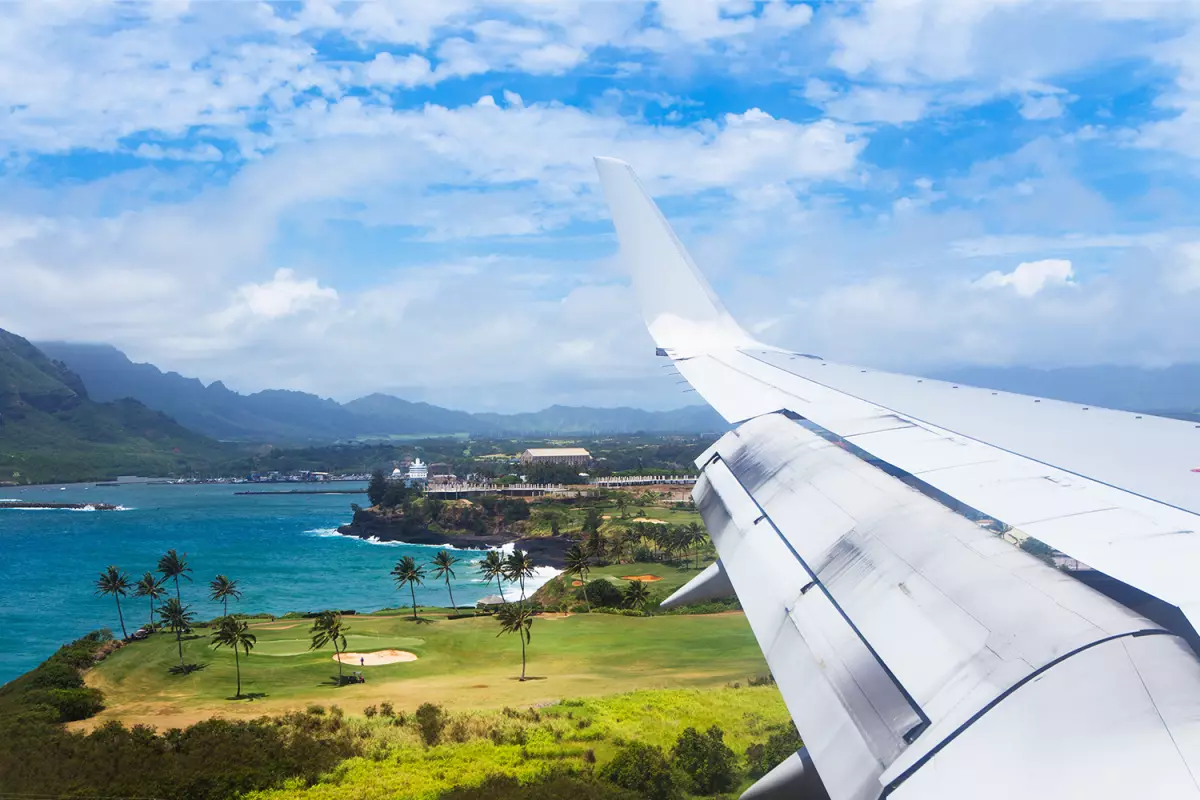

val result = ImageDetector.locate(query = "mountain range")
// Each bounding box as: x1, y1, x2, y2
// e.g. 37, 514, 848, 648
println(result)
0, 331, 232, 484
35, 342, 729, 443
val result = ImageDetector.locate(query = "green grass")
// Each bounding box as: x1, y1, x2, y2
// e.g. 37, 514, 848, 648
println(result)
84, 608, 766, 730
244, 686, 792, 800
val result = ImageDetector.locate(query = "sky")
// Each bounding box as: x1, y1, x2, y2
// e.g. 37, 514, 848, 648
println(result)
2, 1, 1200, 412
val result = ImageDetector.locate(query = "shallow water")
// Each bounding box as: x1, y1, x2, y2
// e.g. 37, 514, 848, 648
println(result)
0, 482, 556, 684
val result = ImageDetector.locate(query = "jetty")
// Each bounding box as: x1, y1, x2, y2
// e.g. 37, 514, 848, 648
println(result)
0, 501, 119, 510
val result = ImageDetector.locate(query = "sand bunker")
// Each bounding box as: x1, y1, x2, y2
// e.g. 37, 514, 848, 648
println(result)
335, 649, 418, 666
621, 574, 663, 582
571, 580, 583, 586
630, 517, 667, 524
254, 622, 299, 631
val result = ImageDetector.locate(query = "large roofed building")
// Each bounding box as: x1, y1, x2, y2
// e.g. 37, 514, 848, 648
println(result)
519, 447, 591, 466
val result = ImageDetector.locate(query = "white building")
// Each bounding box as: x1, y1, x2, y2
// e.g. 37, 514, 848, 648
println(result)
408, 458, 429, 482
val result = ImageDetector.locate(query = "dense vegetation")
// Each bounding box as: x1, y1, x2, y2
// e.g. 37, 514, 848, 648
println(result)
0, 328, 236, 484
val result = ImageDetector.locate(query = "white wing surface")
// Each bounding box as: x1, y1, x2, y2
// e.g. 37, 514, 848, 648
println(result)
595, 156, 1200, 800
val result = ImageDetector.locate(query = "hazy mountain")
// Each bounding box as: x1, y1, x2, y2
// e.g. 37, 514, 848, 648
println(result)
932, 364, 1200, 414
37, 342, 728, 442
0, 332, 232, 484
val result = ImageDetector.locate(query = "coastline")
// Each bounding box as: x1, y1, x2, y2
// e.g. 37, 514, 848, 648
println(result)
336, 517, 576, 569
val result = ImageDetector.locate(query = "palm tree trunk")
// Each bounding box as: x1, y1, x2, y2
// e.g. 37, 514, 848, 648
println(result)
176, 630, 184, 671
148, 597, 154, 629
115, 596, 128, 639
409, 583, 418, 620
234, 644, 241, 698
582, 579, 591, 612
495, 576, 506, 602
224, 596, 229, 617
334, 641, 343, 683
446, 578, 456, 612
174, 575, 181, 602
519, 633, 526, 681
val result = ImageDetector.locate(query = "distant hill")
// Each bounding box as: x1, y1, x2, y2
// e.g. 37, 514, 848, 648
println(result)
0, 332, 233, 484
932, 364, 1200, 415
36, 342, 729, 443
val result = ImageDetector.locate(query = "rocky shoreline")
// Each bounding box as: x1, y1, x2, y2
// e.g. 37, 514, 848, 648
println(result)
337, 514, 577, 568
0, 501, 119, 510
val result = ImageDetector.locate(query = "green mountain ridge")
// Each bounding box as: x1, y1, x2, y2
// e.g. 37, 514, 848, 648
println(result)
36, 342, 728, 442
0, 331, 233, 485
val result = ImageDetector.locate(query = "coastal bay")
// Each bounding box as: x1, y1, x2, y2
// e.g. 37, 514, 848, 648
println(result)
0, 482, 558, 685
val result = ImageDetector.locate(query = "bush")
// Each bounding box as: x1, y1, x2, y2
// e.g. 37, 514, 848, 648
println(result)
363, 705, 377, 718
599, 741, 683, 800
379, 701, 395, 717
415, 702, 447, 746
439, 772, 640, 799
36, 688, 105, 722
672, 726, 738, 795
746, 723, 803, 778
582, 578, 623, 608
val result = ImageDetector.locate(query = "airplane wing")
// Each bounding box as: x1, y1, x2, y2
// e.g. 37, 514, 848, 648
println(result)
594, 156, 1200, 800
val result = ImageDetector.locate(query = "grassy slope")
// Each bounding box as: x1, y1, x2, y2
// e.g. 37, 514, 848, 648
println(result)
84, 608, 767, 730
247, 686, 791, 800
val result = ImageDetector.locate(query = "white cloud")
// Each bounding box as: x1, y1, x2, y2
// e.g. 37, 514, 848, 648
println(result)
1018, 92, 1066, 120
365, 52, 435, 87
974, 258, 1076, 296
1164, 242, 1200, 293
228, 269, 339, 321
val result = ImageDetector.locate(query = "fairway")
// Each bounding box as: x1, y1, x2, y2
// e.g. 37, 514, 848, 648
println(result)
83, 608, 766, 730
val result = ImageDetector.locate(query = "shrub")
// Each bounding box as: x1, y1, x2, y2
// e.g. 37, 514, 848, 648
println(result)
38, 688, 105, 722
599, 741, 683, 800
746, 723, 803, 778
379, 701, 395, 717
306, 703, 326, 716
415, 702, 447, 746
582, 578, 623, 608
672, 726, 738, 795
363, 705, 378, 718
439, 772, 640, 799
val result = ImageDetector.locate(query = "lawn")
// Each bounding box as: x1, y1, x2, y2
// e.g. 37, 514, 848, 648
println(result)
83, 608, 767, 730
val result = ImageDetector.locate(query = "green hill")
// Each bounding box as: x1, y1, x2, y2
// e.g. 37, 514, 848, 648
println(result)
0, 329, 234, 484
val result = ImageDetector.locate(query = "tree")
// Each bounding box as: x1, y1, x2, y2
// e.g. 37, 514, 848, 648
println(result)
562, 545, 592, 611
494, 602, 534, 681
367, 469, 387, 506
685, 522, 706, 569
414, 702, 446, 746
133, 572, 168, 630
623, 578, 651, 611
672, 726, 737, 795
587, 526, 605, 562
479, 550, 507, 602
309, 611, 350, 685
208, 575, 242, 616
157, 549, 192, 603
95, 566, 130, 639
391, 556, 426, 620
746, 723, 803, 779
431, 550, 459, 611
615, 493, 630, 519
599, 741, 682, 800
157, 597, 195, 673
210, 617, 256, 698
582, 507, 602, 534
502, 549, 536, 607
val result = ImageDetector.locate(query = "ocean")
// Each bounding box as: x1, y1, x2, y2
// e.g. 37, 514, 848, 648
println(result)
0, 482, 558, 685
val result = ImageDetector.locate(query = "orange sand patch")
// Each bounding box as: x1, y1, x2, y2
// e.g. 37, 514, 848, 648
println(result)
630, 517, 667, 524
601, 514, 611, 520
620, 574, 663, 582
335, 649, 418, 666
253, 622, 299, 630
571, 580, 583, 586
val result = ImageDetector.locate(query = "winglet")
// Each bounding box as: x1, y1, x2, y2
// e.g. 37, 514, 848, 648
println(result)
594, 157, 757, 356
659, 560, 734, 610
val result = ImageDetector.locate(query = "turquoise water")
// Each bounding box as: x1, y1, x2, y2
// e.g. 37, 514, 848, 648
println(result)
0, 482, 552, 685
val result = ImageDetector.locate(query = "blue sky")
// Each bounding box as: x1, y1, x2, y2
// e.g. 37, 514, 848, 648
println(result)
2, 1, 1200, 411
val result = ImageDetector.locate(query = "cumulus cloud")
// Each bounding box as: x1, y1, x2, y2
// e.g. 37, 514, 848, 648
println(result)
1164, 242, 1200, 294
975, 259, 1076, 296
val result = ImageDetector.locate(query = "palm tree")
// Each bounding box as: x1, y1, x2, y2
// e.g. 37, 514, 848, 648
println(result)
391, 556, 426, 620
624, 578, 651, 611
95, 566, 131, 639
562, 545, 592, 611
158, 597, 195, 672
211, 616, 256, 698
430, 550, 459, 612
209, 575, 242, 616
686, 522, 706, 569
309, 611, 350, 685
615, 494, 629, 519
480, 550, 507, 602
157, 549, 192, 602
495, 602, 534, 681
133, 572, 168, 630
503, 549, 537, 607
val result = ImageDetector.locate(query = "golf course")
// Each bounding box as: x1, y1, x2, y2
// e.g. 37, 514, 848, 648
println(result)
82, 579, 767, 731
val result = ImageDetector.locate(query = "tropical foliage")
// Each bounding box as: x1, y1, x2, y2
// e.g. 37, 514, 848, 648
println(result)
157, 597, 195, 673
133, 571, 167, 630
157, 549, 193, 602
94, 565, 130, 639
210, 617, 257, 698
309, 611, 350, 684
479, 551, 507, 601
391, 556, 427, 620
431, 550, 459, 610
494, 603, 534, 681
209, 575, 242, 616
